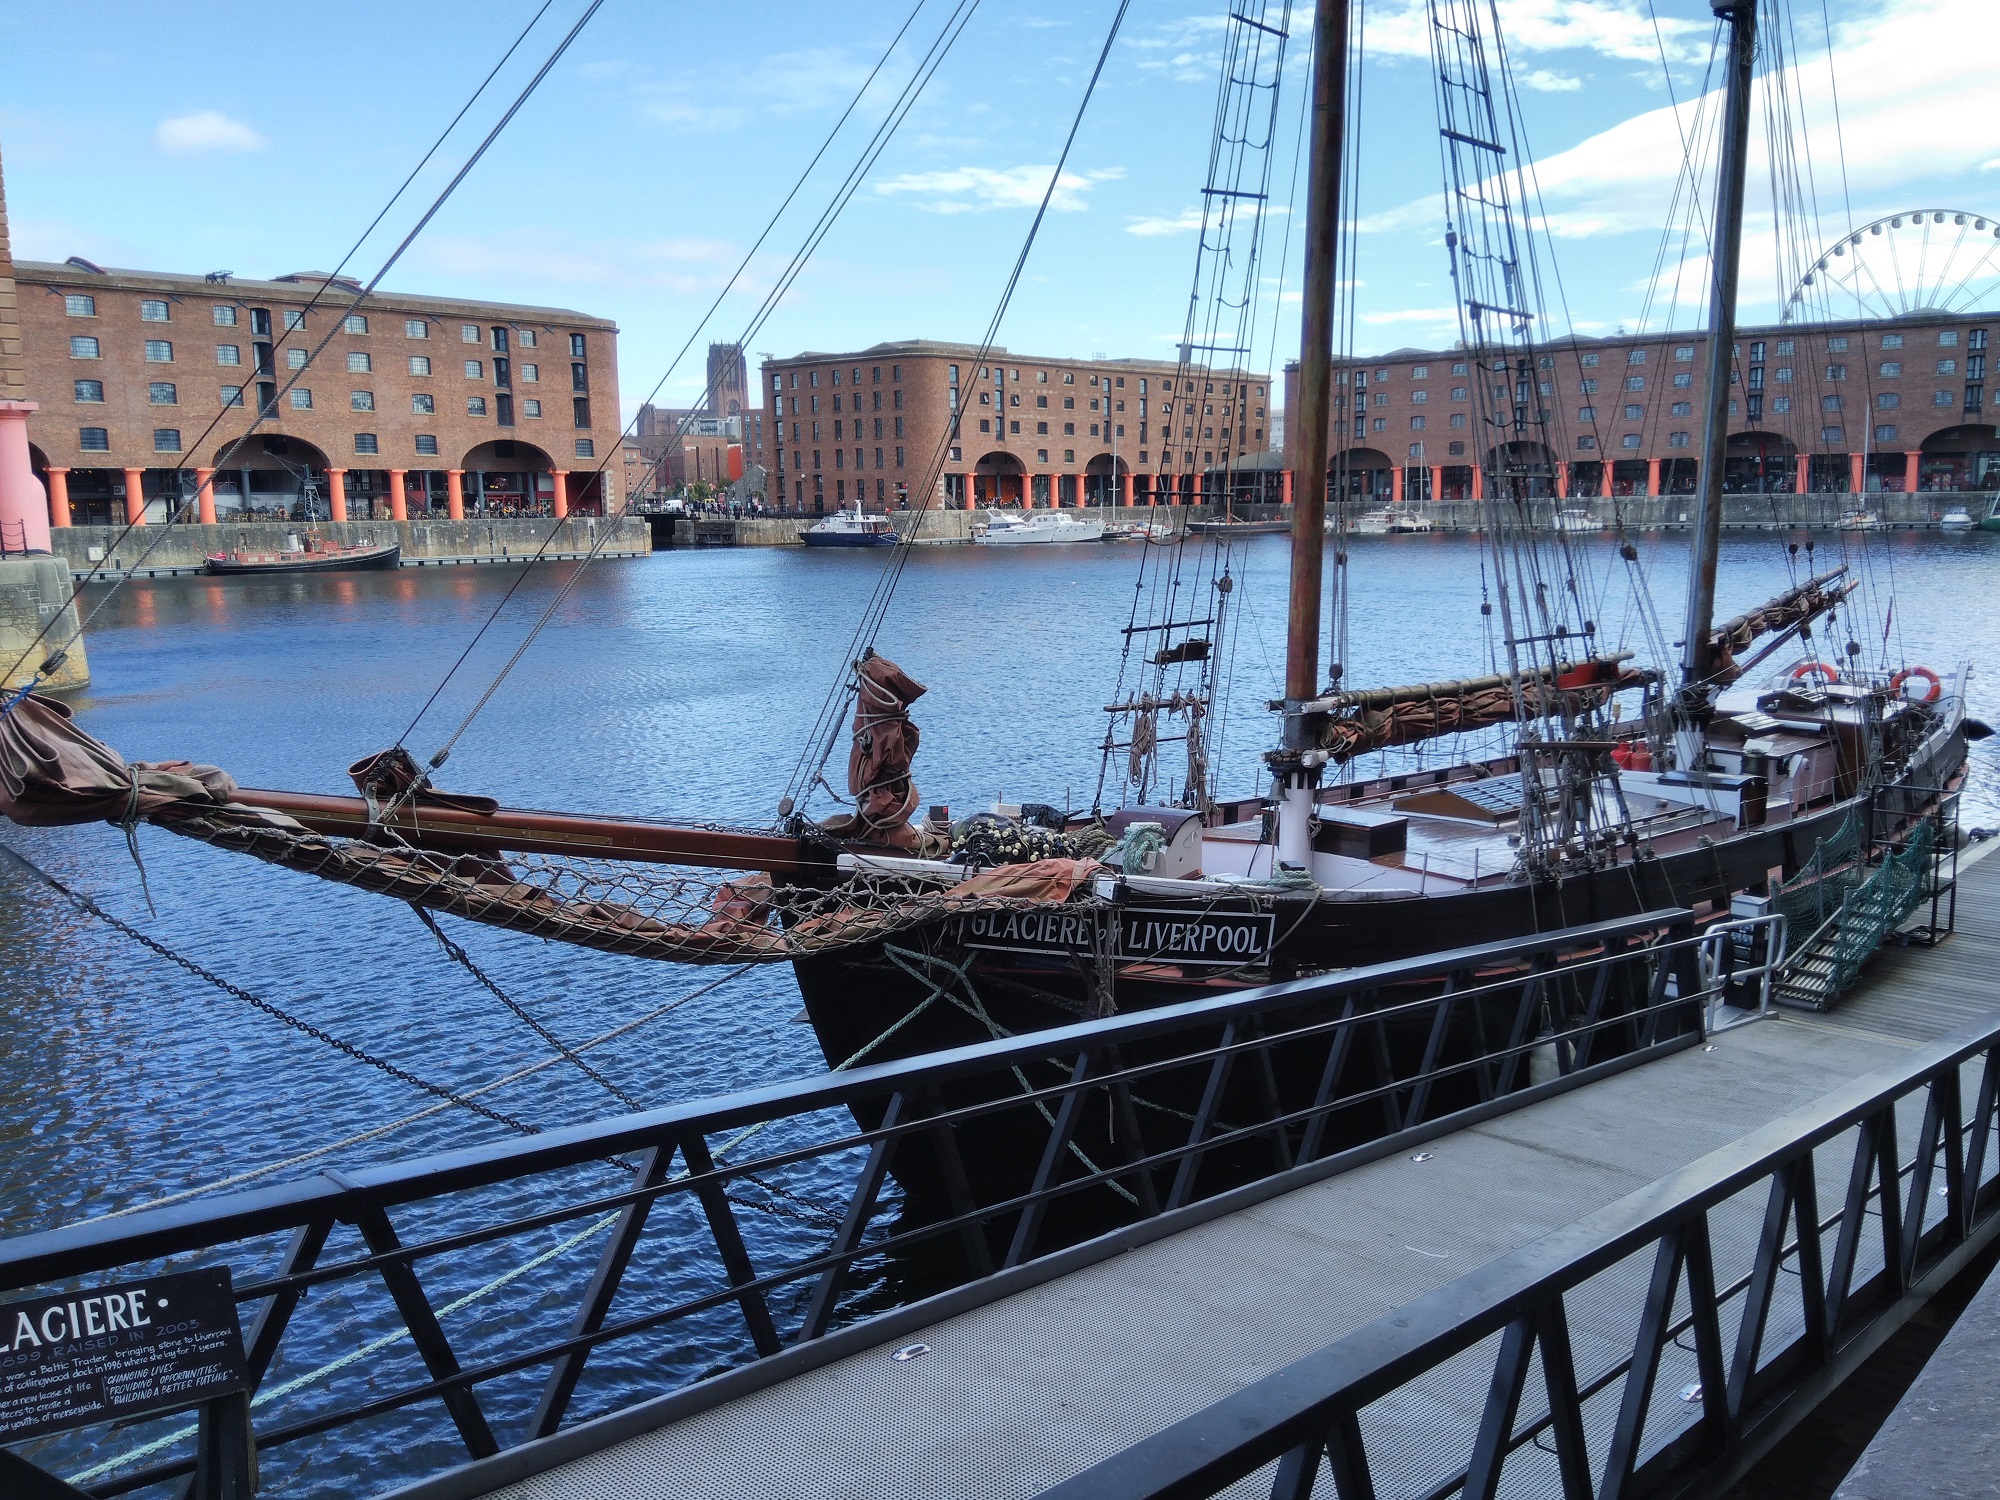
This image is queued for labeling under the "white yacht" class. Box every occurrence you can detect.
[1939,506,1974,531]
[972,509,1106,546]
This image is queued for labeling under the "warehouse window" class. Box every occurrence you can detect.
[351,391,374,412]
[153,428,181,452]
[575,439,595,458]
[415,434,439,455]
[144,340,173,363]
[140,299,170,323]
[412,393,434,414]
[345,314,368,334]
[354,433,380,455]
[149,382,177,405]
[213,306,238,326]
[79,427,110,451]
[64,294,96,317]
[74,380,104,402]
[348,352,372,373]
[410,356,432,376]
[290,389,313,410]
[405,319,429,339]
[216,345,241,366]
[70,336,101,359]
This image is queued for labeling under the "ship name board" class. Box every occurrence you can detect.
[958,907,1275,967]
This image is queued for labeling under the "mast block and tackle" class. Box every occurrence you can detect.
[1679,0,1760,712]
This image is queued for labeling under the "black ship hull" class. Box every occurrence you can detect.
[791,720,1964,1239]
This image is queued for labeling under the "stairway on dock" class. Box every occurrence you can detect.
[391,842,2000,1500]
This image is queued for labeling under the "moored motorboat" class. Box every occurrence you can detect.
[972,508,1106,545]
[802,503,899,547]
[1184,516,1289,535]
[203,533,400,575]
[1939,507,1973,531]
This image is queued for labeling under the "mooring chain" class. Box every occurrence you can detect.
[408,903,645,1113]
[0,845,538,1137]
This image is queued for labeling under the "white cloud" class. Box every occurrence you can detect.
[155,111,266,154]
[874,165,1120,214]
[1126,207,1205,237]
[1520,68,1583,93]
[1364,0,1709,66]
[638,47,880,134]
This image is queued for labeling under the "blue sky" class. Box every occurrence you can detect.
[5,1,1999,423]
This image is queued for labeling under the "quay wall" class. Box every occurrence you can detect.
[50,516,652,580]
[653,493,1992,547]
[0,555,88,689]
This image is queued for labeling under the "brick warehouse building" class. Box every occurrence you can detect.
[631,341,771,498]
[1283,308,2000,504]
[761,340,1273,513]
[13,257,620,527]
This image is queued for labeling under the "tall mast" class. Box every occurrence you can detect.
[1283,0,1349,709]
[1273,0,1348,863]
[1681,0,1759,688]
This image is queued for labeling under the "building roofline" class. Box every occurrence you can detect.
[15,260,617,330]
[762,340,1268,378]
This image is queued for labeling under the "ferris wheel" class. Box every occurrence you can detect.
[1783,209,2000,324]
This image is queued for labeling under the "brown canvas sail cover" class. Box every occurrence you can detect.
[1703,569,1854,685]
[1314,656,1651,764]
[0,691,1114,966]
[820,652,926,849]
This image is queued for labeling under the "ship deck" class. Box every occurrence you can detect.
[389,841,2000,1500]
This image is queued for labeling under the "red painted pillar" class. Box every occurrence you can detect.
[194,466,218,526]
[123,467,147,526]
[1120,471,1134,507]
[45,467,71,529]
[1902,450,1919,494]
[0,402,51,552]
[1848,452,1864,496]
[1391,466,1404,504]
[552,470,570,520]
[1472,463,1484,500]
[1795,452,1811,494]
[446,469,465,521]
[326,467,348,523]
[388,468,408,522]
[1644,457,1659,497]
[1281,467,1294,506]
[1555,462,1569,499]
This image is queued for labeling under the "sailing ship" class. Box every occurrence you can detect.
[0,1,1981,1215]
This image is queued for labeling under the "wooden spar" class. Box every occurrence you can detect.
[229,787,833,878]
[1274,652,1644,715]
[1282,0,1349,720]
[1681,0,1759,688]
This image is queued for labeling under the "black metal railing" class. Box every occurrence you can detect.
[1,908,1749,1498]
[1040,1012,2000,1500]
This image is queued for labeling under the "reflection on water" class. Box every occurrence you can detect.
[0,530,1992,1491]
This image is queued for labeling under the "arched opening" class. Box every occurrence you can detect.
[1722,431,1797,494]
[460,439,556,518]
[1483,440,1559,500]
[1083,452,1130,507]
[1917,424,2000,492]
[1329,447,1394,501]
[206,435,335,521]
[972,451,1027,508]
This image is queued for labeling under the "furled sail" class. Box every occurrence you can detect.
[819,651,926,849]
[1291,655,1652,764]
[1702,569,1855,684]
[0,691,1112,967]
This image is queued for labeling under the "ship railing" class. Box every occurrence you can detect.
[1040,1009,2000,1500]
[3,907,1762,1498]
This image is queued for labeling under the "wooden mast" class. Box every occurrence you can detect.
[1680,0,1759,690]
[1284,0,1350,711]
[1274,0,1351,864]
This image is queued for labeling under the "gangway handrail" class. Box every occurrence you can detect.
[1040,1011,2000,1500]
[1,906,1729,1498]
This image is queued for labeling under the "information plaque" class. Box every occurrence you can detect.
[0,1269,248,1442]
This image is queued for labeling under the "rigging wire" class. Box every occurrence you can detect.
[779,0,1138,818]
[1,0,588,692]
[389,0,959,761]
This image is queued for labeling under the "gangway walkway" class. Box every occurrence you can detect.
[404,843,2000,1500]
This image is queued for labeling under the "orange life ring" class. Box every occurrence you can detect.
[1891,665,1942,704]
[1788,660,1842,687]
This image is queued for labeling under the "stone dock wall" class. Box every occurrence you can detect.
[50,516,653,580]
[0,555,89,689]
[653,493,1994,547]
